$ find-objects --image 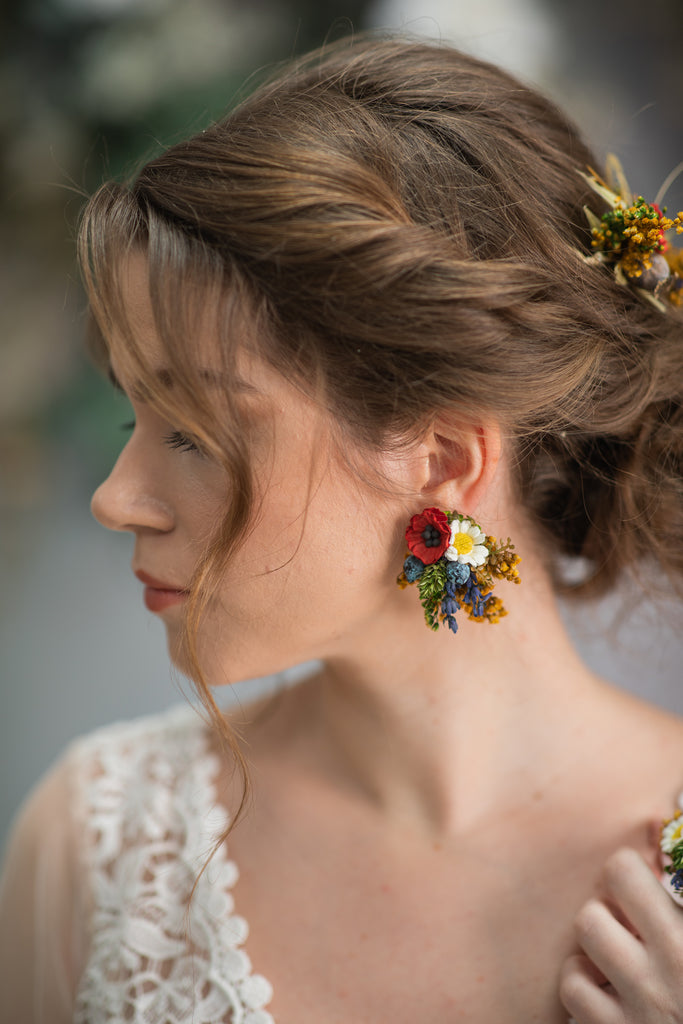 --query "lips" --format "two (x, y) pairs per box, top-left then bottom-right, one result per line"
(134, 569), (189, 613)
(134, 569), (186, 591)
